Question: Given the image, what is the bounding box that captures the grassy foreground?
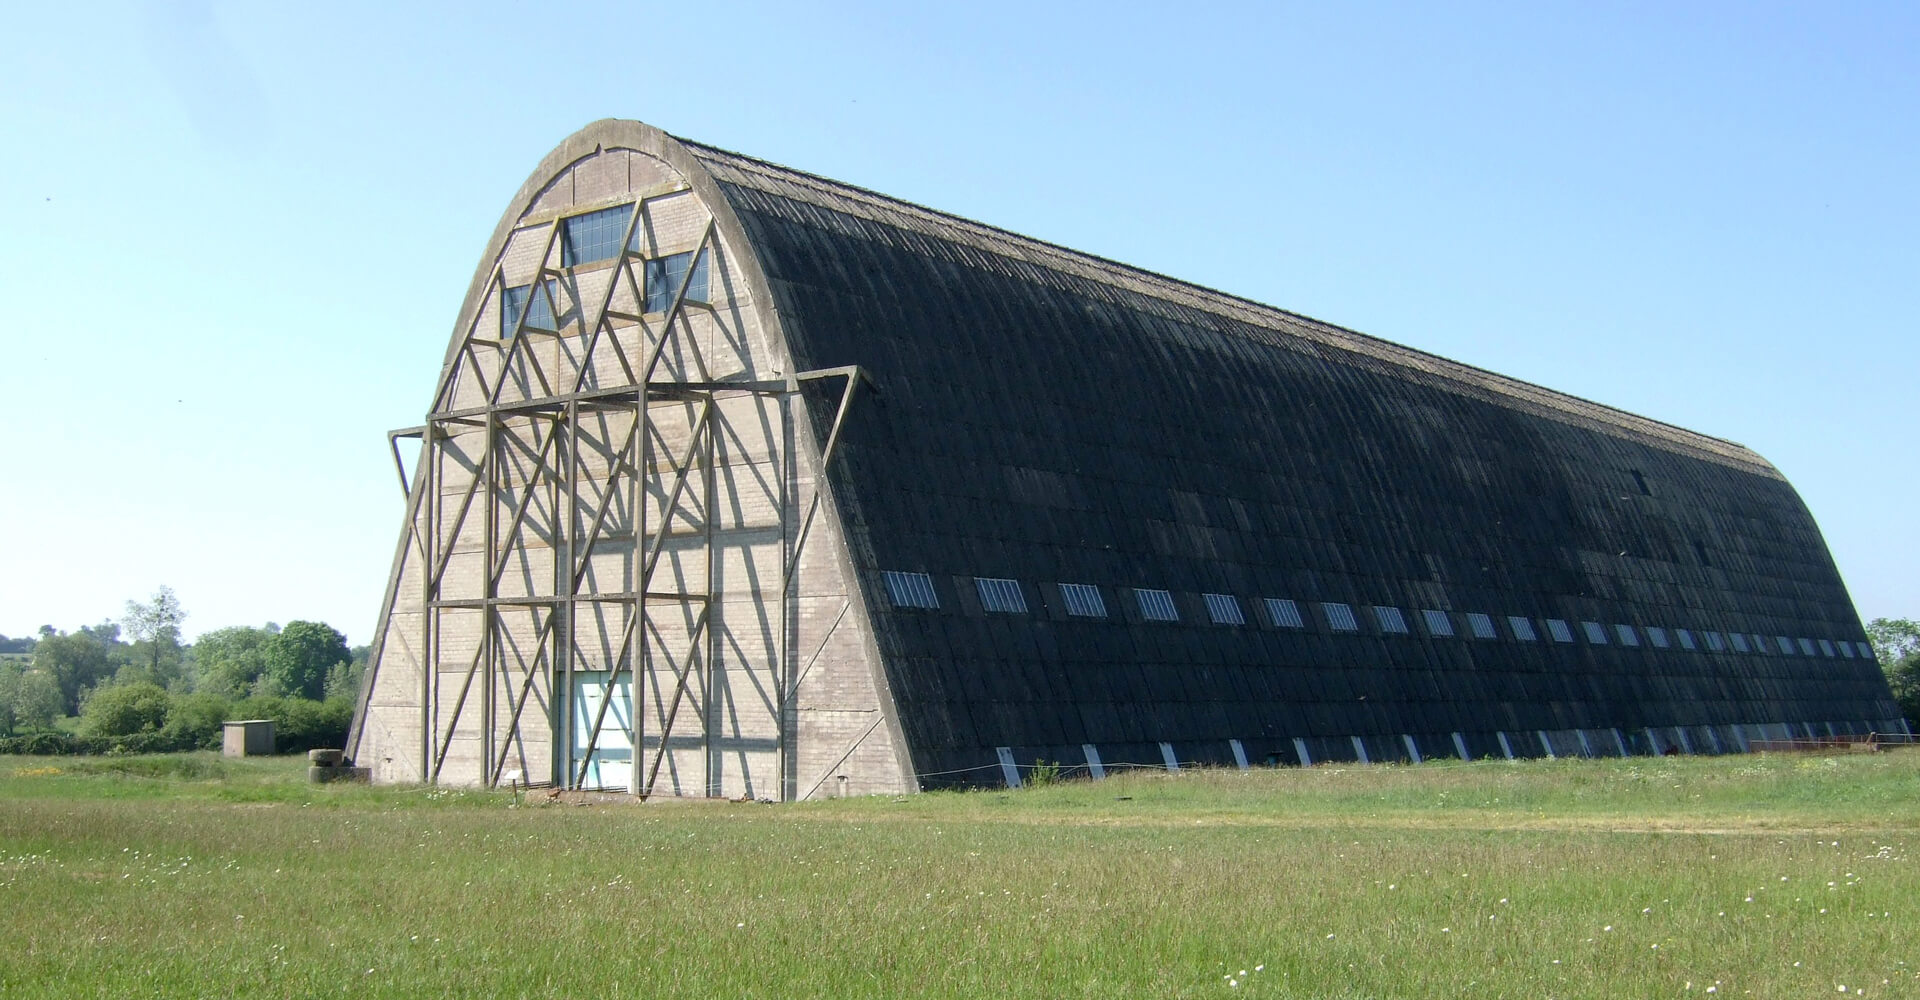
[1,753,1916,999]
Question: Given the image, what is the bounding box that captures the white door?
[569,670,633,791]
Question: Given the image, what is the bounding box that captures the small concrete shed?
[222,720,275,757]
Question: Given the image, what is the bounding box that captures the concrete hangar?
[347,119,1902,799]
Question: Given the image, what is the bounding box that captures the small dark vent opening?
[1693,539,1712,567]
[1631,469,1651,496]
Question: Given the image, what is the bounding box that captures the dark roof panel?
[686,139,1895,785]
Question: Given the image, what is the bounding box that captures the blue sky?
[2,1,1914,644]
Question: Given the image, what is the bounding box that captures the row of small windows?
[503,201,713,339]
[501,248,710,338]
[876,571,1872,659]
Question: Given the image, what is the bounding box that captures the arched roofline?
[430,118,797,402]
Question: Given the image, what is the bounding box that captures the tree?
[264,621,350,701]
[191,625,276,700]
[0,663,19,735]
[13,671,62,732]
[79,621,122,645]
[32,630,115,716]
[1867,617,1920,726]
[123,586,187,690]
[80,681,171,737]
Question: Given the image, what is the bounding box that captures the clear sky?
[2,1,1914,645]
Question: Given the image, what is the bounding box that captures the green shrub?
[232,694,353,753]
[162,692,232,751]
[0,732,75,755]
[80,682,171,738]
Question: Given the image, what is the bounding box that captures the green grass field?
[2,752,1916,998]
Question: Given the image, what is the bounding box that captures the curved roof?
[392,120,1892,785]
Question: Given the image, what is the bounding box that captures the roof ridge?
[676,136,1765,473]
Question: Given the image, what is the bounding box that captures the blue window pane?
[561,205,632,267]
[1264,598,1305,629]
[1467,613,1497,639]
[1373,606,1408,634]
[1059,583,1107,618]
[644,249,710,312]
[975,577,1027,614]
[501,281,558,338]
[881,570,938,610]
[1546,619,1575,643]
[1322,602,1358,632]
[1421,609,1454,637]
[1136,589,1179,622]
[1205,593,1245,626]
[1507,616,1538,642]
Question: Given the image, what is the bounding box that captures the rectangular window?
[1797,637,1816,656]
[1646,626,1670,648]
[644,249,711,312]
[1856,641,1873,660]
[881,571,938,610]
[1136,589,1179,622]
[1059,583,1107,618]
[1749,633,1768,654]
[1507,616,1538,642]
[1264,598,1305,629]
[1817,639,1835,657]
[1374,606,1409,634]
[1322,602,1359,632]
[1703,631,1726,651]
[1729,632,1751,653]
[1204,593,1246,626]
[1776,635,1796,655]
[975,578,1027,614]
[1467,613,1497,639]
[1837,640,1854,659]
[501,281,558,338]
[1582,621,1608,644]
[561,205,633,267]
[1546,619,1575,643]
[1675,628,1697,650]
[1613,624,1639,647]
[1421,609,1454,637]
